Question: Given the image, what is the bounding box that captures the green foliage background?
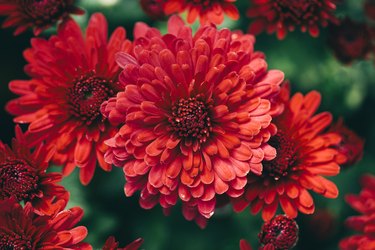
[0,0,374,249]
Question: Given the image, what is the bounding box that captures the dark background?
[1,0,374,249]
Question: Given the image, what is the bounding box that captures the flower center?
[0,159,39,202]
[263,131,297,180]
[21,0,67,26]
[258,215,299,250]
[169,95,212,143]
[0,231,33,250]
[68,74,115,125]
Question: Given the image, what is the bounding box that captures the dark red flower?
[103,236,143,250]
[248,0,339,39]
[0,197,91,249]
[232,90,343,221]
[0,126,67,216]
[258,215,299,250]
[328,117,364,167]
[0,0,84,35]
[103,15,284,223]
[164,0,239,25]
[140,0,166,20]
[328,18,373,64]
[339,174,375,250]
[6,13,132,185]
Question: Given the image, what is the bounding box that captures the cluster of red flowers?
[0,0,371,249]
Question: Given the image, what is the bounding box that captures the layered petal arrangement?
[0,197,91,249]
[164,0,239,25]
[0,0,84,35]
[248,0,338,39]
[6,13,133,185]
[232,89,343,221]
[339,175,375,250]
[0,126,67,216]
[103,15,284,224]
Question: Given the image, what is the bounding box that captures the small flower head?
[328,18,373,64]
[248,0,339,39]
[0,126,67,215]
[258,215,299,250]
[0,0,84,35]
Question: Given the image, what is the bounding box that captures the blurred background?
[1,0,374,249]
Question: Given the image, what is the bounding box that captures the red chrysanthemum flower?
[328,118,364,167]
[0,0,84,35]
[339,174,375,250]
[6,13,132,185]
[232,89,343,221]
[248,0,339,39]
[140,0,167,20]
[328,18,373,64]
[164,0,239,25]
[103,236,143,250]
[0,126,67,216]
[0,197,91,249]
[103,15,284,222]
[258,215,299,250]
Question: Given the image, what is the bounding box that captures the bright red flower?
[232,90,343,221]
[0,0,84,35]
[258,215,299,250]
[339,175,375,250]
[103,15,284,222]
[328,18,373,64]
[0,126,67,216]
[248,0,339,39]
[6,13,132,185]
[0,197,91,249]
[328,117,364,167]
[103,236,143,250]
[164,0,239,25]
[140,0,167,20]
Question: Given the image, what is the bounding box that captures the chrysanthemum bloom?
[140,0,167,20]
[0,0,84,35]
[232,90,343,221]
[328,118,364,167]
[103,15,284,222]
[328,18,373,64]
[0,197,91,249]
[103,236,143,250]
[0,126,67,216]
[339,174,375,250]
[248,0,339,39]
[164,0,239,25]
[6,13,132,185]
[258,215,299,250]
